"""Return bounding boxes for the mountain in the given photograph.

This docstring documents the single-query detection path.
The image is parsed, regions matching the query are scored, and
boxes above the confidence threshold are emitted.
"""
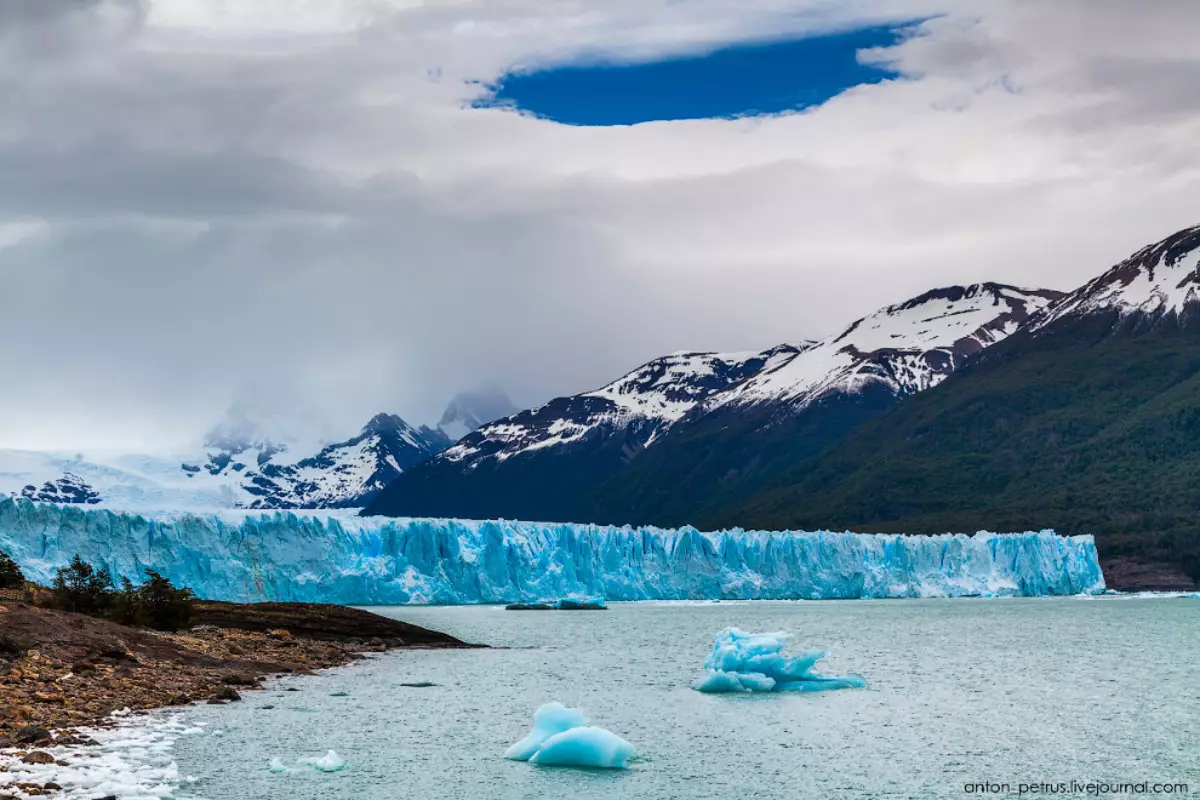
[1,411,451,511]
[363,347,808,521]
[184,412,451,509]
[364,283,1061,523]
[717,224,1200,589]
[437,385,519,442]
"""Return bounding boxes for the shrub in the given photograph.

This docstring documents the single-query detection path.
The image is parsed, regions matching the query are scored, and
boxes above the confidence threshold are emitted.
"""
[110,577,139,627]
[51,555,114,615]
[133,570,195,632]
[0,548,23,590]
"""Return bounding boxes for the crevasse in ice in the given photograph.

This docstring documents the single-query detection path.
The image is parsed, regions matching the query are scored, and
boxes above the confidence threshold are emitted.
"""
[0,498,1105,604]
[693,628,866,693]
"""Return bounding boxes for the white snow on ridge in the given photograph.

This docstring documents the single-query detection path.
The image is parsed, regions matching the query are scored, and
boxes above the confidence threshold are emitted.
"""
[0,448,250,511]
[709,284,1058,412]
[439,284,1058,468]
[586,350,775,423]
[441,347,808,464]
[1035,224,1200,328]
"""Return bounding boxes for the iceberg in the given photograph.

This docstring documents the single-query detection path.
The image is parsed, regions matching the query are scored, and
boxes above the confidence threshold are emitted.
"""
[300,750,346,773]
[0,498,1105,604]
[506,703,637,769]
[504,702,588,761]
[693,628,867,694]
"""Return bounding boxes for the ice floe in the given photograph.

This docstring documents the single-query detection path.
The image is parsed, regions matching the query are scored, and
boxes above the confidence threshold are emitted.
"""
[506,702,636,769]
[692,628,867,694]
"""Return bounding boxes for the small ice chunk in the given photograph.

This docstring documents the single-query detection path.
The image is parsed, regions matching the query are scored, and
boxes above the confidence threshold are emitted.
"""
[693,628,866,694]
[529,726,638,769]
[692,669,777,693]
[504,702,587,761]
[506,703,636,769]
[300,750,346,772]
[268,757,288,773]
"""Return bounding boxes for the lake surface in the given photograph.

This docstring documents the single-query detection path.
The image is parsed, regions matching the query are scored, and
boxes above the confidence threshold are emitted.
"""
[169,598,1197,799]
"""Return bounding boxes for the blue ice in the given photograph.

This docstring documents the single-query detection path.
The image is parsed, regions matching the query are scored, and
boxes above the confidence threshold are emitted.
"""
[0,497,1106,604]
[693,628,867,693]
[505,702,637,769]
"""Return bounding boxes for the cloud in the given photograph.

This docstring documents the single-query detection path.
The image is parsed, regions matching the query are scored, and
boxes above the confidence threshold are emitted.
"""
[1,0,1199,451]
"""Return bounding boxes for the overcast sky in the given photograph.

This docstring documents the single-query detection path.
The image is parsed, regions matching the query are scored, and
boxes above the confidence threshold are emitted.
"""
[2,0,1198,452]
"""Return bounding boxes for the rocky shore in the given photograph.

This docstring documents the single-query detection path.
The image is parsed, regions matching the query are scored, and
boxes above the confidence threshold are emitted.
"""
[0,599,478,753]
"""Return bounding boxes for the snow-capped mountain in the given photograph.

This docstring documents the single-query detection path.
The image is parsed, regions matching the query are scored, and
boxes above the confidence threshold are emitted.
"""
[20,472,102,505]
[363,282,1060,523]
[184,412,450,509]
[707,283,1064,417]
[1,411,451,511]
[437,385,519,442]
[1034,224,1200,329]
[439,345,808,467]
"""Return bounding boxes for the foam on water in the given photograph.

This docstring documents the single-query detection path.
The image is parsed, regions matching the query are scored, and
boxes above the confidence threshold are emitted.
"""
[0,710,203,799]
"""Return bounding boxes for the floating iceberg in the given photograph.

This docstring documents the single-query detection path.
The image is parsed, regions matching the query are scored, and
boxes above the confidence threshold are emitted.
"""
[505,703,637,769]
[0,498,1105,604]
[693,628,867,694]
[267,757,288,773]
[506,596,608,610]
[300,750,346,773]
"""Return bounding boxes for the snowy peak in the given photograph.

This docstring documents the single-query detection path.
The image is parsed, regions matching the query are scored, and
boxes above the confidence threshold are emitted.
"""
[1036,224,1200,328]
[837,283,1064,355]
[21,472,101,505]
[191,411,451,509]
[711,283,1062,412]
[586,346,808,424]
[442,347,808,465]
[437,385,519,441]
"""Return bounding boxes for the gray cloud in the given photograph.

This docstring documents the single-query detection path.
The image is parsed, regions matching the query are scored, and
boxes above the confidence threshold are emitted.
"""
[1,0,1199,451]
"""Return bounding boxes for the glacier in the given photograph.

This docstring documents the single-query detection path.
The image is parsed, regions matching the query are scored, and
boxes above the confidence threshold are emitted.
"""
[0,498,1105,604]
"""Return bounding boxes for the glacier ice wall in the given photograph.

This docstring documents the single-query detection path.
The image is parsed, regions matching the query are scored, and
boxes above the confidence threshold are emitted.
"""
[0,498,1105,604]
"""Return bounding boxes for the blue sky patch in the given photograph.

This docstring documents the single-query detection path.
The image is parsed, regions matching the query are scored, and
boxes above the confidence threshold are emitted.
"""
[476,24,911,126]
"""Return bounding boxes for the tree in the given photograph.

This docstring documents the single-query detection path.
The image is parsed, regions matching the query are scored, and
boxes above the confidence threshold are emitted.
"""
[51,555,114,615]
[133,570,195,631]
[0,548,23,590]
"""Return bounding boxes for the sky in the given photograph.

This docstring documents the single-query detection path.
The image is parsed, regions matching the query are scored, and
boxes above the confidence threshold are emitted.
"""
[2,0,1199,453]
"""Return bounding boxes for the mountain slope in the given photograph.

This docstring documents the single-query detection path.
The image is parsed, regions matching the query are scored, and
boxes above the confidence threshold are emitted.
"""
[363,347,809,521]
[578,283,1062,526]
[364,284,1060,523]
[718,224,1200,588]
[1,412,450,511]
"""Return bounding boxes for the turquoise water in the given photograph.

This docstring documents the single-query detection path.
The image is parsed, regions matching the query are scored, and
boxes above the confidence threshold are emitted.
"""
[170,598,1197,799]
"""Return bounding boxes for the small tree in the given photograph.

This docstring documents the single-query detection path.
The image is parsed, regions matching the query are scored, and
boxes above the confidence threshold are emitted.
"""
[0,548,23,590]
[110,576,139,626]
[134,570,195,632]
[52,555,114,615]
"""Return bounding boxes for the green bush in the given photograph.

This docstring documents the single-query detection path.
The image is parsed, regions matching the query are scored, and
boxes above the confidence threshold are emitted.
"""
[110,576,139,626]
[133,570,195,632]
[51,555,115,614]
[0,548,23,590]
[49,557,195,630]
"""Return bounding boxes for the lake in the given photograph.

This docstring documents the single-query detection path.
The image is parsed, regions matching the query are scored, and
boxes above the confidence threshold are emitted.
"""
[166,597,1197,799]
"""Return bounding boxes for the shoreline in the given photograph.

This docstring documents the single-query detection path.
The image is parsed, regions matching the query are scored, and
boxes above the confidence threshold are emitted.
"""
[0,600,480,750]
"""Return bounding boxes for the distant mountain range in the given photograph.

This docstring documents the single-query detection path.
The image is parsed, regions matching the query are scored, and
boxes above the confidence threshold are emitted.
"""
[9,224,1200,589]
[0,387,517,510]
[366,223,1200,589]
[363,283,1061,523]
